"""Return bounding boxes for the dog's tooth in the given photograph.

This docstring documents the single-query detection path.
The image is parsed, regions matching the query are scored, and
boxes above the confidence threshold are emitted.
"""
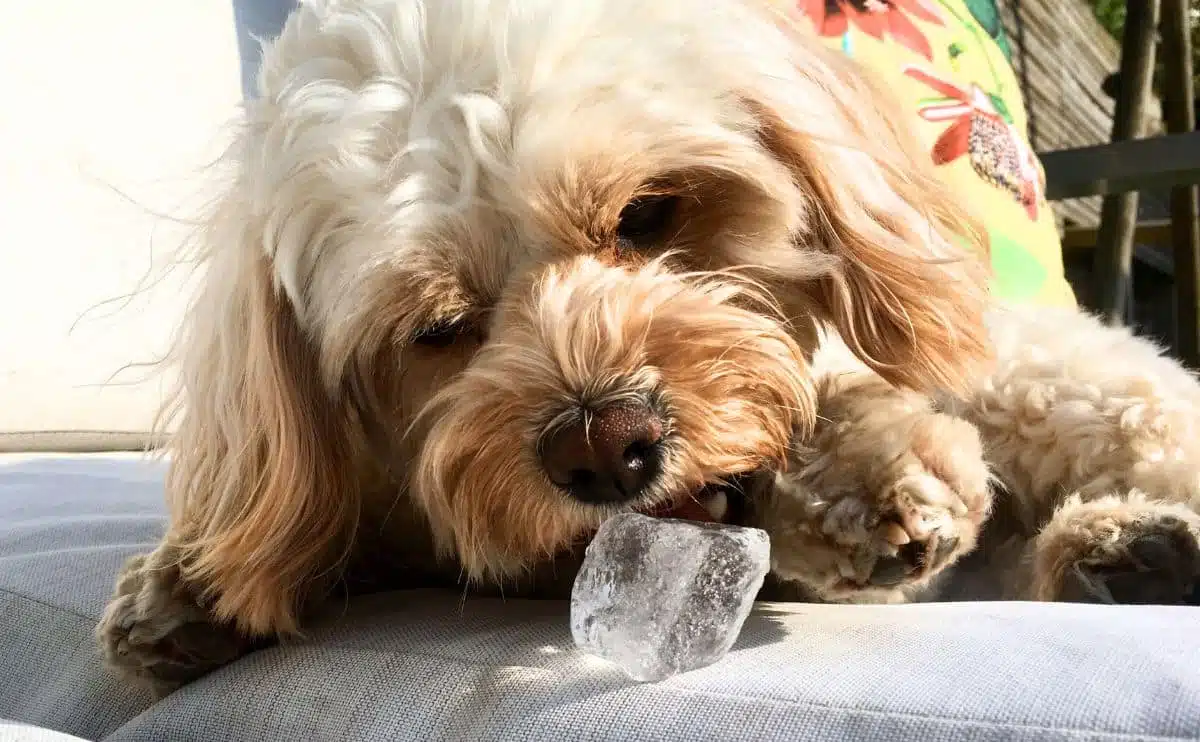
[883,522,912,546]
[903,511,936,539]
[702,491,729,522]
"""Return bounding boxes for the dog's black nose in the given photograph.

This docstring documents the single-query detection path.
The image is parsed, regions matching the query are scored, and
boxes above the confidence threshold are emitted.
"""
[540,402,665,504]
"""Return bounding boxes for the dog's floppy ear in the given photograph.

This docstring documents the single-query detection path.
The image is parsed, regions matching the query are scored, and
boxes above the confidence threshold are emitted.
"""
[158,192,361,637]
[745,16,994,397]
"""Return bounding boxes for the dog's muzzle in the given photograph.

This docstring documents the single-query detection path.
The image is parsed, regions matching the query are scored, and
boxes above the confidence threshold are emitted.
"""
[539,400,667,505]
[412,256,814,576]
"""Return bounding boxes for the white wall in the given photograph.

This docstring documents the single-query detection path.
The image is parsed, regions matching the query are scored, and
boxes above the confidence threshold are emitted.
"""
[0,2,243,435]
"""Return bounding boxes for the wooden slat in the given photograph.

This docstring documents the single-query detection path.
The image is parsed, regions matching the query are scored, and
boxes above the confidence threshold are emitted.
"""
[1002,0,1165,228]
[1003,0,1127,150]
[1092,0,1161,325]
[1062,219,1174,249]
[1040,132,1200,200]
[1160,0,1200,367]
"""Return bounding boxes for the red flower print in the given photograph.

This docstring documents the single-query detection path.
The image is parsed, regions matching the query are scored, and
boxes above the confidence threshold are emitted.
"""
[904,65,1045,220]
[798,0,944,60]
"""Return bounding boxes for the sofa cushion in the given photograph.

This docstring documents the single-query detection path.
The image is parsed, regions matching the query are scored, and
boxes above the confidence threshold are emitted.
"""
[2,453,1199,742]
[0,455,163,739]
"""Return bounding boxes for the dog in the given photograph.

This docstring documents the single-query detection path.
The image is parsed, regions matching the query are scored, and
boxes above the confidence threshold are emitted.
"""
[96,0,1200,696]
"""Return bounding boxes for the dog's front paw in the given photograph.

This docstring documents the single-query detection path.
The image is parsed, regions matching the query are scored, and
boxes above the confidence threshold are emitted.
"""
[96,548,253,697]
[843,471,970,590]
[1030,496,1200,605]
[754,407,993,603]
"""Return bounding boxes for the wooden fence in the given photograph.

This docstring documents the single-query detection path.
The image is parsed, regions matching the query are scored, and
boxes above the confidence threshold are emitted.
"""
[1001,0,1164,228]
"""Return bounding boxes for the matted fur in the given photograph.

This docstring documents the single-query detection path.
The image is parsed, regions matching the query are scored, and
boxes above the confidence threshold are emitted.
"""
[97,0,1198,697]
[754,305,1200,607]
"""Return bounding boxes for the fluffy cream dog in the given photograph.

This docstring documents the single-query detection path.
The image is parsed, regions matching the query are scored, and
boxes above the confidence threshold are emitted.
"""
[96,0,1199,695]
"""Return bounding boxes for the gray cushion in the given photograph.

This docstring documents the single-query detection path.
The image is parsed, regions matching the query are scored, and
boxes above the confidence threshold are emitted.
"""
[2,454,1199,742]
[0,455,162,739]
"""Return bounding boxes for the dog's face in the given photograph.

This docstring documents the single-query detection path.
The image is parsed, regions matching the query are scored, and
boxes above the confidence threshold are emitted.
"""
[168,0,992,629]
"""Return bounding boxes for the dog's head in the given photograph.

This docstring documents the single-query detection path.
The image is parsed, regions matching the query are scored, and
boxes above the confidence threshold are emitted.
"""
[167,0,992,630]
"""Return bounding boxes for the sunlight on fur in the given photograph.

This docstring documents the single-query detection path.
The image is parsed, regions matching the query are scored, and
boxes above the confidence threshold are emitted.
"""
[94,0,1200,697]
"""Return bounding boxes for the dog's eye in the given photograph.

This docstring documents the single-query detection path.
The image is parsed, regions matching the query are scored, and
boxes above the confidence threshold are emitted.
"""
[616,195,678,245]
[412,318,468,349]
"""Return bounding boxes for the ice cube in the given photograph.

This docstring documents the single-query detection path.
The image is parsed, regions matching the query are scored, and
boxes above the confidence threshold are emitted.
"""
[570,511,770,682]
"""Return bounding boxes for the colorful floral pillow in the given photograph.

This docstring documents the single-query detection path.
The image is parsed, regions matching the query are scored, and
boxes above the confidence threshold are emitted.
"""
[796,0,1077,308]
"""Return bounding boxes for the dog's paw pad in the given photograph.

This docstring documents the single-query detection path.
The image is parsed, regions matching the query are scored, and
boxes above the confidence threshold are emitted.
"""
[865,496,963,588]
[1063,519,1200,606]
[97,554,252,696]
[101,611,250,695]
[868,533,960,587]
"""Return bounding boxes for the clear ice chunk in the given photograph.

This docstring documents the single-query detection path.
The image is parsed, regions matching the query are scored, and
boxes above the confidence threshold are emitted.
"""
[570,511,771,682]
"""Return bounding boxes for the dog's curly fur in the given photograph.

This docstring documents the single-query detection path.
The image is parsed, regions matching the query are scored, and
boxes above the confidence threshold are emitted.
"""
[96,0,1200,696]
[753,305,1200,607]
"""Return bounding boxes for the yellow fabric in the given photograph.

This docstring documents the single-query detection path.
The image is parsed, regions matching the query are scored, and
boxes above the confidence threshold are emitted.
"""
[797,0,1076,308]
